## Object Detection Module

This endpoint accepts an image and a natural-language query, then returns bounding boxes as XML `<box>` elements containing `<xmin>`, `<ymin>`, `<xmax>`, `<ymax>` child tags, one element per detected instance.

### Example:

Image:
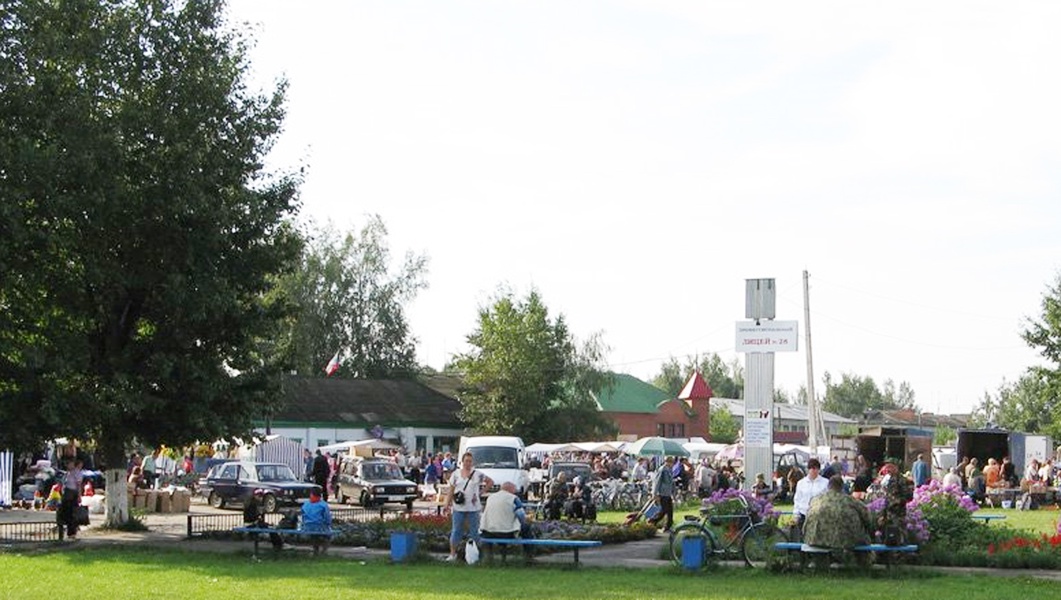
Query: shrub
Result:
<box><xmin>907</xmin><ymin>480</ymin><xmax>977</xmax><ymax>548</ymax></box>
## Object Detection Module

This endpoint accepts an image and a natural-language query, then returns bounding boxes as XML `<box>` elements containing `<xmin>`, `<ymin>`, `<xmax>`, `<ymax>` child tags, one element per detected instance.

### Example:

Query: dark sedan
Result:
<box><xmin>201</xmin><ymin>461</ymin><xmax>320</xmax><ymax>513</ymax></box>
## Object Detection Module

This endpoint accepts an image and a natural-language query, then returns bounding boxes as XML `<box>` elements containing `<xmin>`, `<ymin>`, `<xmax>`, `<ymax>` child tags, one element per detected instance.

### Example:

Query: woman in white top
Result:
<box><xmin>445</xmin><ymin>452</ymin><xmax>493</xmax><ymax>561</ymax></box>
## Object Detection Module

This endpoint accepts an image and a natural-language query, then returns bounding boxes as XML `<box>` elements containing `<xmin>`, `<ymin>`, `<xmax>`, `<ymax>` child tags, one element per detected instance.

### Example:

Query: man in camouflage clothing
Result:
<box><xmin>803</xmin><ymin>476</ymin><xmax>872</xmax><ymax>549</ymax></box>
<box><xmin>878</xmin><ymin>462</ymin><xmax>912</xmax><ymax>546</ymax></box>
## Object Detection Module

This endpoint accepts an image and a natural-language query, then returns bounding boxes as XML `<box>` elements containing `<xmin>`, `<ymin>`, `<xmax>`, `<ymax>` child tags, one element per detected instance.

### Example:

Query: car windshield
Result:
<box><xmin>469</xmin><ymin>446</ymin><xmax>519</xmax><ymax>469</ymax></box>
<box><xmin>550</xmin><ymin>464</ymin><xmax>592</xmax><ymax>481</ymax></box>
<box><xmin>255</xmin><ymin>464</ymin><xmax>297</xmax><ymax>482</ymax></box>
<box><xmin>363</xmin><ymin>463</ymin><xmax>403</xmax><ymax>480</ymax></box>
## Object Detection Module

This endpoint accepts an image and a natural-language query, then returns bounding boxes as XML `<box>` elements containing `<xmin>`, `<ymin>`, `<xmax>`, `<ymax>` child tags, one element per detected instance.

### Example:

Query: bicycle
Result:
<box><xmin>668</xmin><ymin>494</ymin><xmax>787</xmax><ymax>568</ymax></box>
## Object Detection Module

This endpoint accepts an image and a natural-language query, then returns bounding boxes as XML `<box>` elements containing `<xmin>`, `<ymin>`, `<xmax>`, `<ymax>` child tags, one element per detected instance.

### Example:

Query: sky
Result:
<box><xmin>225</xmin><ymin>0</ymin><xmax>1061</xmax><ymax>416</ymax></box>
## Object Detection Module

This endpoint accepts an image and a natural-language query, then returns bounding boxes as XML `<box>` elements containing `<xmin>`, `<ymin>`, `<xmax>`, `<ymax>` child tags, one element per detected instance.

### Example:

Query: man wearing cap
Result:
<box><xmin>792</xmin><ymin>458</ymin><xmax>828</xmax><ymax>532</ymax></box>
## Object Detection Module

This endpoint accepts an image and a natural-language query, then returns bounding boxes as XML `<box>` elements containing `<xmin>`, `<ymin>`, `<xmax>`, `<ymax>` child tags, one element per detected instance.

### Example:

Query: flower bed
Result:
<box><xmin>862</xmin><ymin>480</ymin><xmax>1061</xmax><ymax>569</ymax></box>
<box><xmin>329</xmin><ymin>513</ymin><xmax>657</xmax><ymax>552</ymax></box>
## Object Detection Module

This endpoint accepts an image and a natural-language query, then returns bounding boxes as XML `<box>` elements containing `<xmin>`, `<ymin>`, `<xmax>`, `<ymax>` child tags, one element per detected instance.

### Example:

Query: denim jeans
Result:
<box><xmin>450</xmin><ymin>510</ymin><xmax>481</xmax><ymax>547</ymax></box>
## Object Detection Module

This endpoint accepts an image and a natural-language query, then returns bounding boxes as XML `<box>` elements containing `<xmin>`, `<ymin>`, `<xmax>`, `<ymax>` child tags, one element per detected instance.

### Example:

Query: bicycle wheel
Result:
<box><xmin>668</xmin><ymin>523</ymin><xmax>716</xmax><ymax>566</ymax></box>
<box><xmin>740</xmin><ymin>523</ymin><xmax>787</xmax><ymax>568</ymax></box>
<box><xmin>614</xmin><ymin>490</ymin><xmax>637</xmax><ymax>511</ymax></box>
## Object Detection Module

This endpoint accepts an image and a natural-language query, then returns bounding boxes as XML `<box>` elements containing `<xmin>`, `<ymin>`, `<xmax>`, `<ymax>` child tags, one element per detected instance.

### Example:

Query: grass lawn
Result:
<box><xmin>596</xmin><ymin>503</ymin><xmax>1061</xmax><ymax>536</ymax></box>
<box><xmin>2</xmin><ymin>547</ymin><xmax>1057</xmax><ymax>600</ymax></box>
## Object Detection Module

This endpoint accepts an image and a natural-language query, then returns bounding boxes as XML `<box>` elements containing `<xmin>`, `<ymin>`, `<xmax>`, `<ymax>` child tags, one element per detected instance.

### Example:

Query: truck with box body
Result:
<box><xmin>855</xmin><ymin>426</ymin><xmax>933</xmax><ymax>472</ymax></box>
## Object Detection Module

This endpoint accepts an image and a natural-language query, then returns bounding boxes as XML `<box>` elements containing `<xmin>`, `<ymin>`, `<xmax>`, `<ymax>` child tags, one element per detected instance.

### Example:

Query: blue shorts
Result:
<box><xmin>450</xmin><ymin>510</ymin><xmax>481</xmax><ymax>547</ymax></box>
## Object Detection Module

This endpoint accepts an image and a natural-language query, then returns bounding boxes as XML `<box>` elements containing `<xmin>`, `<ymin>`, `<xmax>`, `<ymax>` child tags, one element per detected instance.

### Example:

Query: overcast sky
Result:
<box><xmin>227</xmin><ymin>1</ymin><xmax>1061</xmax><ymax>415</ymax></box>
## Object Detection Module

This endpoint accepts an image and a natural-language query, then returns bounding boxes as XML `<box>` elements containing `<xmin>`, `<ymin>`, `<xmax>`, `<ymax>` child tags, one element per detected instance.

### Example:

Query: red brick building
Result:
<box><xmin>592</xmin><ymin>372</ymin><xmax>712</xmax><ymax>440</ymax></box>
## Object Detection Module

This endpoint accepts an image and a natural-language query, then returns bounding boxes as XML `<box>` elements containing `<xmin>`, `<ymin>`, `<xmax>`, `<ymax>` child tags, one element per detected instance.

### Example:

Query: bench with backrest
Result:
<box><xmin>232</xmin><ymin>526</ymin><xmax>334</xmax><ymax>556</ymax></box>
<box><xmin>774</xmin><ymin>542</ymin><xmax>918</xmax><ymax>567</ymax></box>
<box><xmin>477</xmin><ymin>538</ymin><xmax>602</xmax><ymax>565</ymax></box>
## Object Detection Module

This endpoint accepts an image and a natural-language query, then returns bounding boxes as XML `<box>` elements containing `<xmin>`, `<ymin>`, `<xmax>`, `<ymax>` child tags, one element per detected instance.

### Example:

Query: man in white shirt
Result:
<box><xmin>480</xmin><ymin>482</ymin><xmax>529</xmax><ymax>540</ymax></box>
<box><xmin>793</xmin><ymin>458</ymin><xmax>829</xmax><ymax>531</ymax></box>
<box><xmin>942</xmin><ymin>466</ymin><xmax>962</xmax><ymax>489</ymax></box>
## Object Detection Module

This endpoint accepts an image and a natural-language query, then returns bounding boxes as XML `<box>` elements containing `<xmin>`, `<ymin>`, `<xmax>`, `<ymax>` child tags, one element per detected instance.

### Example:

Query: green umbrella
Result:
<box><xmin>624</xmin><ymin>437</ymin><xmax>690</xmax><ymax>458</ymax></box>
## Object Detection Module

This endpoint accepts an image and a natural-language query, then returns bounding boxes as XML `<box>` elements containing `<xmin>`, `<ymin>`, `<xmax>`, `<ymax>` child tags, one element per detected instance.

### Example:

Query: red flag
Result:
<box><xmin>324</xmin><ymin>351</ymin><xmax>341</xmax><ymax>376</ymax></box>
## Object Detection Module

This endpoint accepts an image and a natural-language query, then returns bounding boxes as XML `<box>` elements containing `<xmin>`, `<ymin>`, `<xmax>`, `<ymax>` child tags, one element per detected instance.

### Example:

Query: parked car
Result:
<box><xmin>200</xmin><ymin>461</ymin><xmax>319</xmax><ymax>513</ymax></box>
<box><xmin>547</xmin><ymin>461</ymin><xmax>595</xmax><ymax>486</ymax></box>
<box><xmin>336</xmin><ymin>457</ymin><xmax>418</xmax><ymax>510</ymax></box>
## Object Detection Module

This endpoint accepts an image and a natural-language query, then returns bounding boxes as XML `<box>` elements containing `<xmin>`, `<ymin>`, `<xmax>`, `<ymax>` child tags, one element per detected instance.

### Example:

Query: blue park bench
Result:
<box><xmin>774</xmin><ymin>542</ymin><xmax>918</xmax><ymax>568</ymax></box>
<box><xmin>232</xmin><ymin>526</ymin><xmax>334</xmax><ymax>557</ymax></box>
<box><xmin>477</xmin><ymin>538</ymin><xmax>603</xmax><ymax>566</ymax></box>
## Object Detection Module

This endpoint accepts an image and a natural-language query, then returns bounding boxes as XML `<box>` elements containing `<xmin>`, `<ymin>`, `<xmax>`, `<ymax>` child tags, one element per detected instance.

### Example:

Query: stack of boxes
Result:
<box><xmin>126</xmin><ymin>488</ymin><xmax>192</xmax><ymax>512</ymax></box>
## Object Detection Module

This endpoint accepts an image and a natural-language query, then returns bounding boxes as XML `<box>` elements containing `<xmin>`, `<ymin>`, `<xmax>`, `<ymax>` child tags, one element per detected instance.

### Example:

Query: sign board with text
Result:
<box><xmin>744</xmin><ymin>410</ymin><xmax>772</xmax><ymax>447</ymax></box>
<box><xmin>735</xmin><ymin>320</ymin><xmax>798</xmax><ymax>353</ymax></box>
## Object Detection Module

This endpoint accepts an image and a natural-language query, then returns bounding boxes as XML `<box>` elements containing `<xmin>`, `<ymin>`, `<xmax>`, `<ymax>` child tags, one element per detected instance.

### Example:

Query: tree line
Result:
<box><xmin>4</xmin><ymin>1</ymin><xmax>1060</xmax><ymax>502</ymax></box>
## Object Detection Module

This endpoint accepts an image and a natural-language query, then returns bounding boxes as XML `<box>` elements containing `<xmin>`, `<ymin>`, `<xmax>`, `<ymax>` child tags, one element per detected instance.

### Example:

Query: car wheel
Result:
<box><xmin>208</xmin><ymin>492</ymin><xmax>225</xmax><ymax>509</ymax></box>
<box><xmin>336</xmin><ymin>488</ymin><xmax>345</xmax><ymax>505</ymax></box>
<box><xmin>405</xmin><ymin>499</ymin><xmax>414</xmax><ymax>512</ymax></box>
<box><xmin>359</xmin><ymin>491</ymin><xmax>370</xmax><ymax>507</ymax></box>
<box><xmin>262</xmin><ymin>494</ymin><xmax>278</xmax><ymax>513</ymax></box>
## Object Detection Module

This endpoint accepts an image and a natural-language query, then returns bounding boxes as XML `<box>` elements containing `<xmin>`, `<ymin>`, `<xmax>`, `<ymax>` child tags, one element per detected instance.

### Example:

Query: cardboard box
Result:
<box><xmin>143</xmin><ymin>490</ymin><xmax>157</xmax><ymax>512</ymax></box>
<box><xmin>157</xmin><ymin>492</ymin><xmax>172</xmax><ymax>513</ymax></box>
<box><xmin>174</xmin><ymin>490</ymin><xmax>191</xmax><ymax>512</ymax></box>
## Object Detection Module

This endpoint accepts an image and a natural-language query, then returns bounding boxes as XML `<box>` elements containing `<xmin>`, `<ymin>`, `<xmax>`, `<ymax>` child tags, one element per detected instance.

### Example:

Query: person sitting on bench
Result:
<box><xmin>243</xmin><ymin>488</ymin><xmax>283</xmax><ymax>550</ymax></box>
<box><xmin>480</xmin><ymin>481</ymin><xmax>534</xmax><ymax>555</ymax></box>
<box><xmin>300</xmin><ymin>488</ymin><xmax>332</xmax><ymax>554</ymax></box>
<box><xmin>803</xmin><ymin>475</ymin><xmax>873</xmax><ymax>551</ymax></box>
<box><xmin>565</xmin><ymin>477</ymin><xmax>594</xmax><ymax>521</ymax></box>
<box><xmin>545</xmin><ymin>472</ymin><xmax>568</xmax><ymax>520</ymax></box>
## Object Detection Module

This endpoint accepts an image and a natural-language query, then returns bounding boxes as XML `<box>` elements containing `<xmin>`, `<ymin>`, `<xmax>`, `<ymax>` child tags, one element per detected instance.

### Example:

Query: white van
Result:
<box><xmin>457</xmin><ymin>436</ymin><xmax>530</xmax><ymax>498</ymax></box>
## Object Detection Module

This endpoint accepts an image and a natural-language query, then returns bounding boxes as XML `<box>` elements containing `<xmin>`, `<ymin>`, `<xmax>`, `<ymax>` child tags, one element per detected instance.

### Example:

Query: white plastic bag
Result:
<box><xmin>465</xmin><ymin>539</ymin><xmax>480</xmax><ymax>565</ymax></box>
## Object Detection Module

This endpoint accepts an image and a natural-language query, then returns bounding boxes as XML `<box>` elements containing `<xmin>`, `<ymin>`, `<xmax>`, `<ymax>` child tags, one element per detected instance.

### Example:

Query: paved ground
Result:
<box><xmin>4</xmin><ymin>501</ymin><xmax>1061</xmax><ymax>579</ymax></box>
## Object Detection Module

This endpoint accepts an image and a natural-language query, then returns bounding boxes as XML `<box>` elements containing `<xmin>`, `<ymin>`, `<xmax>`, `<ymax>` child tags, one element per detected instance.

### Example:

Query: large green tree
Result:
<box><xmin>452</xmin><ymin>290</ymin><xmax>615</xmax><ymax>442</ymax></box>
<box><xmin>652</xmin><ymin>353</ymin><xmax>744</xmax><ymax>399</ymax></box>
<box><xmin>273</xmin><ymin>217</ymin><xmax>427</xmax><ymax>379</ymax></box>
<box><xmin>0</xmin><ymin>0</ymin><xmax>300</xmax><ymax>520</ymax></box>
<box><xmin>820</xmin><ymin>372</ymin><xmax>918</xmax><ymax>419</ymax></box>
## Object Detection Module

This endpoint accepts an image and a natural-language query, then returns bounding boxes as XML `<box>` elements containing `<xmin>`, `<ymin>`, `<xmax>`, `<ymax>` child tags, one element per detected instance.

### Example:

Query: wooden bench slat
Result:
<box><xmin>479</xmin><ymin>539</ymin><xmax>602</xmax><ymax>547</ymax></box>
<box><xmin>233</xmin><ymin>527</ymin><xmax>333</xmax><ymax>537</ymax></box>
<box><xmin>773</xmin><ymin>542</ymin><xmax>918</xmax><ymax>553</ymax></box>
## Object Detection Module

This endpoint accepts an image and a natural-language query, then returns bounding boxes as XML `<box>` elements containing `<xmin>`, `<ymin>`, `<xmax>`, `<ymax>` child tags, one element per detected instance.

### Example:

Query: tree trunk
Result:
<box><xmin>104</xmin><ymin>468</ymin><xmax>130</xmax><ymax>526</ymax></box>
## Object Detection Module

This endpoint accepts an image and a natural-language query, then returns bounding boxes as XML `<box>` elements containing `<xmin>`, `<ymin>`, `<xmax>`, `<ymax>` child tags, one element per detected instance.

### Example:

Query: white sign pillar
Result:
<box><xmin>739</xmin><ymin>279</ymin><xmax>797</xmax><ymax>492</ymax></box>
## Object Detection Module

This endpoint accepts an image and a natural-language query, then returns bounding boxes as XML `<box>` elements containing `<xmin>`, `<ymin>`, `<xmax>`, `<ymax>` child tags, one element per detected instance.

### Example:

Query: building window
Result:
<box><xmin>660</xmin><ymin>423</ymin><xmax>685</xmax><ymax>438</ymax></box>
<box><xmin>317</xmin><ymin>439</ymin><xmax>330</xmax><ymax>448</ymax></box>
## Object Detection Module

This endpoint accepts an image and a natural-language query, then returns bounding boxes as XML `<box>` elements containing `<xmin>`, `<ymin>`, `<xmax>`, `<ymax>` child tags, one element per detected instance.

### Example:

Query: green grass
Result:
<box><xmin>597</xmin><ymin>504</ymin><xmax>1061</xmax><ymax>536</ymax></box>
<box><xmin>973</xmin><ymin>508</ymin><xmax>1060</xmax><ymax>535</ymax></box>
<box><xmin>1</xmin><ymin>547</ymin><xmax>1057</xmax><ymax>600</ymax></box>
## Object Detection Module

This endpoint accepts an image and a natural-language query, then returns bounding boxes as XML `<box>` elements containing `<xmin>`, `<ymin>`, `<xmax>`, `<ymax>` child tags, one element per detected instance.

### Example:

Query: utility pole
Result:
<box><xmin>803</xmin><ymin>270</ymin><xmax>826</xmax><ymax>453</ymax></box>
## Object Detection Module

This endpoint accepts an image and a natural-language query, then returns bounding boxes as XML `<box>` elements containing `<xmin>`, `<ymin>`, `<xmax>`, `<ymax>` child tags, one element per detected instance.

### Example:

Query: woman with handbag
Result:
<box><xmin>58</xmin><ymin>458</ymin><xmax>85</xmax><ymax>539</ymax></box>
<box><xmin>444</xmin><ymin>452</ymin><xmax>493</xmax><ymax>562</ymax></box>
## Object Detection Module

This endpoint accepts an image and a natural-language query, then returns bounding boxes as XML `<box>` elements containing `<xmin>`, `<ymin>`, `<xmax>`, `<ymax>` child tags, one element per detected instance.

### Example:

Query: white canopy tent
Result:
<box><xmin>317</xmin><ymin>438</ymin><xmax>400</xmax><ymax>455</ymax></box>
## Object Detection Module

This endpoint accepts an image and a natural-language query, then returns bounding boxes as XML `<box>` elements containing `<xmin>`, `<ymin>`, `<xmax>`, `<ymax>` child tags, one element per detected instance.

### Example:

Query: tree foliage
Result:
<box><xmin>709</xmin><ymin>404</ymin><xmax>740</xmax><ymax>444</ymax></box>
<box><xmin>273</xmin><ymin>217</ymin><xmax>427</xmax><ymax>379</ymax></box>
<box><xmin>972</xmin><ymin>275</ymin><xmax>1061</xmax><ymax>438</ymax></box>
<box><xmin>452</xmin><ymin>290</ymin><xmax>615</xmax><ymax>442</ymax></box>
<box><xmin>820</xmin><ymin>372</ymin><xmax>918</xmax><ymax>419</ymax></box>
<box><xmin>934</xmin><ymin>426</ymin><xmax>957</xmax><ymax>446</ymax></box>
<box><xmin>652</xmin><ymin>353</ymin><xmax>743</xmax><ymax>399</ymax></box>
<box><xmin>0</xmin><ymin>0</ymin><xmax>300</xmax><ymax>463</ymax></box>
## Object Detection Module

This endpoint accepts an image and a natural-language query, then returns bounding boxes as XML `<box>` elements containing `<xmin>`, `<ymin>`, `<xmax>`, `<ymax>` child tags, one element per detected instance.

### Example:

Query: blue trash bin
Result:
<box><xmin>390</xmin><ymin>531</ymin><xmax>417</xmax><ymax>562</ymax></box>
<box><xmin>681</xmin><ymin>535</ymin><xmax>706</xmax><ymax>570</ymax></box>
